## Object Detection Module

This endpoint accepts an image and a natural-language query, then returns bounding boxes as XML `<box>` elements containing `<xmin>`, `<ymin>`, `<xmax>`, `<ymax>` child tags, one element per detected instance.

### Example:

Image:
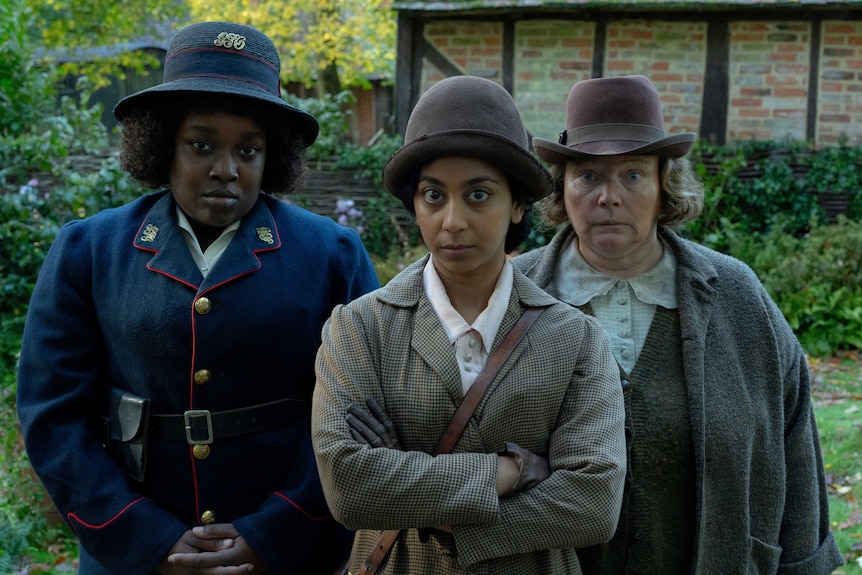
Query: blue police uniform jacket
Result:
<box><xmin>17</xmin><ymin>190</ymin><xmax>380</xmax><ymax>574</ymax></box>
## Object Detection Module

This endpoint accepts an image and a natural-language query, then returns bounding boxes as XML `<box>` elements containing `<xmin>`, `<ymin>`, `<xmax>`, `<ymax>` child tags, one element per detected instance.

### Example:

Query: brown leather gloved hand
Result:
<box><xmin>500</xmin><ymin>441</ymin><xmax>550</xmax><ymax>497</ymax></box>
<box><xmin>346</xmin><ymin>395</ymin><xmax>401</xmax><ymax>449</ymax></box>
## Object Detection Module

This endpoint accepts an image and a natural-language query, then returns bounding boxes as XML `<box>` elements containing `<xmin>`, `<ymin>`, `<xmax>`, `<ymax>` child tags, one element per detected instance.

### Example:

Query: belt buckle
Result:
<box><xmin>183</xmin><ymin>410</ymin><xmax>213</xmax><ymax>445</ymax></box>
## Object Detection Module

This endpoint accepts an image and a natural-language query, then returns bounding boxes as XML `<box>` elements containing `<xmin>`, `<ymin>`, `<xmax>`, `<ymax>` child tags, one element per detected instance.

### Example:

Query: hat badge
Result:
<box><xmin>214</xmin><ymin>31</ymin><xmax>246</xmax><ymax>51</ymax></box>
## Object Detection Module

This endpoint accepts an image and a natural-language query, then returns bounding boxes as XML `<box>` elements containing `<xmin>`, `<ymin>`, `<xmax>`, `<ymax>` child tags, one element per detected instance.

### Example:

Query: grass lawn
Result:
<box><xmin>2</xmin><ymin>352</ymin><xmax>861</xmax><ymax>573</ymax></box>
<box><xmin>812</xmin><ymin>351</ymin><xmax>862</xmax><ymax>572</ymax></box>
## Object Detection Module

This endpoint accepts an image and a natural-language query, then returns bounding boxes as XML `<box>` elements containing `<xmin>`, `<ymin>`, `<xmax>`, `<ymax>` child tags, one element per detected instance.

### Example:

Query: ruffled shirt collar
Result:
<box><xmin>554</xmin><ymin>234</ymin><xmax>678</xmax><ymax>309</ymax></box>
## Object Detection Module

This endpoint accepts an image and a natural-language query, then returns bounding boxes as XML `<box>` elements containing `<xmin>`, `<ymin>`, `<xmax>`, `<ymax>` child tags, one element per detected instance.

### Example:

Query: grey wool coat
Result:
<box><xmin>512</xmin><ymin>225</ymin><xmax>844</xmax><ymax>575</ymax></box>
<box><xmin>312</xmin><ymin>256</ymin><xmax>627</xmax><ymax>574</ymax></box>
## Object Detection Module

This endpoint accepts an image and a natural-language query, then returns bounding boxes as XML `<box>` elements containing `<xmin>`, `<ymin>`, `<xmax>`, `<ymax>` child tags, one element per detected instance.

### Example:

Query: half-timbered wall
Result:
<box><xmin>394</xmin><ymin>8</ymin><xmax>862</xmax><ymax>146</ymax></box>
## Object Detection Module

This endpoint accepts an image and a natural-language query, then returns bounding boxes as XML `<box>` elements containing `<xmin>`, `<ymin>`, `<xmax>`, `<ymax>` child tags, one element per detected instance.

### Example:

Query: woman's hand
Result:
<box><xmin>346</xmin><ymin>396</ymin><xmax>401</xmax><ymax>449</ymax></box>
<box><xmin>157</xmin><ymin>523</ymin><xmax>267</xmax><ymax>574</ymax></box>
<box><xmin>497</xmin><ymin>442</ymin><xmax>551</xmax><ymax>497</ymax></box>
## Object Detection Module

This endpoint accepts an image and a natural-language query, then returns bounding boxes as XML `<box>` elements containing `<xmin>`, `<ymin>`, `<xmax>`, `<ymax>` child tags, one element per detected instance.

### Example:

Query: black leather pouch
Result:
<box><xmin>105</xmin><ymin>388</ymin><xmax>150</xmax><ymax>482</ymax></box>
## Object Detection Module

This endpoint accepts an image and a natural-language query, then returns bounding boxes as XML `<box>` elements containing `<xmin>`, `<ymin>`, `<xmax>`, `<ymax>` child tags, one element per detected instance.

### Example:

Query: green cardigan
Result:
<box><xmin>513</xmin><ymin>225</ymin><xmax>844</xmax><ymax>575</ymax></box>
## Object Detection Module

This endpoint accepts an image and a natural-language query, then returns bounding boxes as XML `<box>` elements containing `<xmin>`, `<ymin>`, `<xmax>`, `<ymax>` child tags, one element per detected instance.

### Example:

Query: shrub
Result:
<box><xmin>728</xmin><ymin>216</ymin><xmax>862</xmax><ymax>357</ymax></box>
<box><xmin>683</xmin><ymin>140</ymin><xmax>862</xmax><ymax>245</ymax></box>
<box><xmin>0</xmin><ymin>159</ymin><xmax>145</xmax><ymax>376</ymax></box>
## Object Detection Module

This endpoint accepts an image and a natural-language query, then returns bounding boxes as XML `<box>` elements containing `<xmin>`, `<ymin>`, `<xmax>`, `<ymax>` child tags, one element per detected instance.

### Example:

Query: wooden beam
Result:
<box><xmin>702</xmin><ymin>20</ymin><xmax>729</xmax><ymax>145</ymax></box>
<box><xmin>807</xmin><ymin>19</ymin><xmax>821</xmax><ymax>142</ymax></box>
<box><xmin>395</xmin><ymin>12</ymin><xmax>420</xmax><ymax>135</ymax></box>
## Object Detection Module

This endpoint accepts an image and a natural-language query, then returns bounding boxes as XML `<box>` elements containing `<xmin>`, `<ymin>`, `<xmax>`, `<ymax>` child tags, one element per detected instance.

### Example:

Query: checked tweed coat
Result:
<box><xmin>512</xmin><ymin>225</ymin><xmax>844</xmax><ymax>574</ymax></box>
<box><xmin>312</xmin><ymin>256</ymin><xmax>626</xmax><ymax>574</ymax></box>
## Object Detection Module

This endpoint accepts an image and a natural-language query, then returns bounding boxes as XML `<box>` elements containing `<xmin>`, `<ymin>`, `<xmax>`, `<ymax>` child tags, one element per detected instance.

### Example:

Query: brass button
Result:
<box><xmin>201</xmin><ymin>510</ymin><xmax>216</xmax><ymax>525</ymax></box>
<box><xmin>193</xmin><ymin>444</ymin><xmax>211</xmax><ymax>459</ymax></box>
<box><xmin>194</xmin><ymin>369</ymin><xmax>212</xmax><ymax>385</ymax></box>
<box><xmin>194</xmin><ymin>297</ymin><xmax>212</xmax><ymax>315</ymax></box>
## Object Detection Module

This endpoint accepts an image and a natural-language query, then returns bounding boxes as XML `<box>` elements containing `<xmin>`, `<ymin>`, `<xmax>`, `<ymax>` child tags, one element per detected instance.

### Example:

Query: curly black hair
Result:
<box><xmin>117</xmin><ymin>93</ymin><xmax>309</xmax><ymax>196</ymax></box>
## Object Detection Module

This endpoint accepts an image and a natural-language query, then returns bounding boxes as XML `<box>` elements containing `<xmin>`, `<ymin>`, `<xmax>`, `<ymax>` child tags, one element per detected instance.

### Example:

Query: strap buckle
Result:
<box><xmin>183</xmin><ymin>410</ymin><xmax>213</xmax><ymax>445</ymax></box>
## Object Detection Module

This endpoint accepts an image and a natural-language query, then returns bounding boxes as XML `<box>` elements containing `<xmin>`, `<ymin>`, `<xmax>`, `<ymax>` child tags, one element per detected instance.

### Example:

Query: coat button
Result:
<box><xmin>193</xmin><ymin>444</ymin><xmax>211</xmax><ymax>459</ymax></box>
<box><xmin>194</xmin><ymin>369</ymin><xmax>212</xmax><ymax>385</ymax></box>
<box><xmin>201</xmin><ymin>510</ymin><xmax>216</xmax><ymax>525</ymax></box>
<box><xmin>621</xmin><ymin>379</ymin><xmax>631</xmax><ymax>391</ymax></box>
<box><xmin>194</xmin><ymin>297</ymin><xmax>212</xmax><ymax>315</ymax></box>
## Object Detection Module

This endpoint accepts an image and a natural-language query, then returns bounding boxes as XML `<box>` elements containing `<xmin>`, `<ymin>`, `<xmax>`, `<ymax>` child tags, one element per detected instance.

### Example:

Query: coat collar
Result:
<box><xmin>516</xmin><ymin>224</ymin><xmax>719</xmax><ymax>303</ymax></box>
<box><xmin>380</xmin><ymin>254</ymin><xmax>555</xmax><ymax>404</ymax></box>
<box><xmin>376</xmin><ymin>254</ymin><xmax>557</xmax><ymax>322</ymax></box>
<box><xmin>133</xmin><ymin>191</ymin><xmax>282</xmax><ymax>290</ymax></box>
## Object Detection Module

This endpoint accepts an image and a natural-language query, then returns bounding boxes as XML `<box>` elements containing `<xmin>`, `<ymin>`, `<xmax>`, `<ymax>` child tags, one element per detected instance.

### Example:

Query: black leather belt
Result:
<box><xmin>149</xmin><ymin>398</ymin><xmax>307</xmax><ymax>444</ymax></box>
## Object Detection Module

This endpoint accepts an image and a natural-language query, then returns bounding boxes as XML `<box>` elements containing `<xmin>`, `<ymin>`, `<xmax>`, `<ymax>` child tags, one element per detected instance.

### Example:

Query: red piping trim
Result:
<box><xmin>274</xmin><ymin>492</ymin><xmax>333</xmax><ymax>521</ymax></box>
<box><xmin>68</xmin><ymin>497</ymin><xmax>146</xmax><ymax>529</ymax></box>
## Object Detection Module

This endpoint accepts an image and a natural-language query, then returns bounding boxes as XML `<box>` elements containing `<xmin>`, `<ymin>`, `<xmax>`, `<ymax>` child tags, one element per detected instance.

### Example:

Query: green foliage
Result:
<box><xmin>0</xmin><ymin>373</ymin><xmax>76</xmax><ymax>571</ymax></box>
<box><xmin>685</xmin><ymin>140</ymin><xmax>862</xmax><ymax>241</ymax></box>
<box><xmin>371</xmin><ymin>244</ymin><xmax>429</xmax><ymax>286</ymax></box>
<box><xmin>519</xmin><ymin>210</ymin><xmax>557</xmax><ymax>253</ymax></box>
<box><xmin>0</xmin><ymin>159</ymin><xmax>146</xmax><ymax>377</ymax></box>
<box><xmin>187</xmin><ymin>0</ymin><xmax>396</xmax><ymax>91</ymax></box>
<box><xmin>335</xmin><ymin>132</ymin><xmax>403</xmax><ymax>183</ymax></box>
<box><xmin>728</xmin><ymin>216</ymin><xmax>862</xmax><ymax>357</ymax></box>
<box><xmin>285</xmin><ymin>90</ymin><xmax>410</xmax><ymax>259</ymax></box>
<box><xmin>0</xmin><ymin>0</ymin><xmax>56</xmax><ymax>139</ymax></box>
<box><xmin>284</xmin><ymin>90</ymin><xmax>358</xmax><ymax>160</ymax></box>
<box><xmin>799</xmin><ymin>143</ymin><xmax>862</xmax><ymax>220</ymax></box>
<box><xmin>629</xmin><ymin>139</ymin><xmax>862</xmax><ymax>356</ymax></box>
<box><xmin>29</xmin><ymin>0</ymin><xmax>185</xmax><ymax>90</ymax></box>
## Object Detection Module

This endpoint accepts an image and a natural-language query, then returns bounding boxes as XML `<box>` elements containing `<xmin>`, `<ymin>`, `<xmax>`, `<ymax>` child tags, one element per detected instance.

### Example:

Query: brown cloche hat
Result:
<box><xmin>113</xmin><ymin>21</ymin><xmax>319</xmax><ymax>147</ymax></box>
<box><xmin>533</xmin><ymin>75</ymin><xmax>696</xmax><ymax>164</ymax></box>
<box><xmin>383</xmin><ymin>75</ymin><xmax>553</xmax><ymax>200</ymax></box>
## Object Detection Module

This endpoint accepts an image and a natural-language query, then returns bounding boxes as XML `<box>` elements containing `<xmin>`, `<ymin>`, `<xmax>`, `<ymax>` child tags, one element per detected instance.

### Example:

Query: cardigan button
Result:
<box><xmin>194</xmin><ymin>369</ymin><xmax>212</xmax><ymax>385</ymax></box>
<box><xmin>194</xmin><ymin>297</ymin><xmax>212</xmax><ymax>315</ymax></box>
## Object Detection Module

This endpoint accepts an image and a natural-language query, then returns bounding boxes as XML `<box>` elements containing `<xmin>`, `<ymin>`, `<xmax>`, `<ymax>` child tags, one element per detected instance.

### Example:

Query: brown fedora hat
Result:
<box><xmin>533</xmin><ymin>75</ymin><xmax>696</xmax><ymax>164</ymax></box>
<box><xmin>383</xmin><ymin>76</ymin><xmax>553</xmax><ymax>200</ymax></box>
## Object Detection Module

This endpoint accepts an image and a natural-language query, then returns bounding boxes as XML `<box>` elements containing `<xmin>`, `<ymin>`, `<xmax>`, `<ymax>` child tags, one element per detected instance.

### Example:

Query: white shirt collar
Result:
<box><xmin>176</xmin><ymin>207</ymin><xmax>241</xmax><ymax>277</ymax></box>
<box><xmin>554</xmin><ymin>234</ymin><xmax>678</xmax><ymax>309</ymax></box>
<box><xmin>423</xmin><ymin>255</ymin><xmax>513</xmax><ymax>354</ymax></box>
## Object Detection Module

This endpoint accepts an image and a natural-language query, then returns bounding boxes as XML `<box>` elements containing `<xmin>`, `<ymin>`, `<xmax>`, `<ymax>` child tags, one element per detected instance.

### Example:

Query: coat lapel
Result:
<box><xmin>199</xmin><ymin>198</ymin><xmax>281</xmax><ymax>292</ymax></box>
<box><xmin>134</xmin><ymin>193</ymin><xmax>201</xmax><ymax>288</ymax></box>
<box><xmin>475</xmin><ymin>271</ymin><xmax>555</xmax><ymax>415</ymax></box>
<box><xmin>133</xmin><ymin>193</ymin><xmax>281</xmax><ymax>292</ymax></box>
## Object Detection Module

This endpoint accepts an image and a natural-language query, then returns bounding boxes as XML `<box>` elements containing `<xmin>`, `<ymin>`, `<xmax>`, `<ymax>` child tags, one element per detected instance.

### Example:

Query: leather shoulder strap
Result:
<box><xmin>358</xmin><ymin>306</ymin><xmax>546</xmax><ymax>575</ymax></box>
<box><xmin>432</xmin><ymin>305</ymin><xmax>544</xmax><ymax>455</ymax></box>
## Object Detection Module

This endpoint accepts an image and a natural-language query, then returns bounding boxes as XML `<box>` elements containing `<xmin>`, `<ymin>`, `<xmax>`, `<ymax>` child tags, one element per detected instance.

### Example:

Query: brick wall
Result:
<box><xmin>819</xmin><ymin>21</ymin><xmax>862</xmax><ymax>143</ymax></box>
<box><xmin>423</xmin><ymin>21</ymin><xmax>504</xmax><ymax>93</ymax></box>
<box><xmin>414</xmin><ymin>16</ymin><xmax>862</xmax><ymax>146</ymax></box>
<box><xmin>515</xmin><ymin>20</ymin><xmax>594</xmax><ymax>140</ymax></box>
<box><xmin>605</xmin><ymin>21</ymin><xmax>707</xmax><ymax>136</ymax></box>
<box><xmin>727</xmin><ymin>21</ymin><xmax>810</xmax><ymax>140</ymax></box>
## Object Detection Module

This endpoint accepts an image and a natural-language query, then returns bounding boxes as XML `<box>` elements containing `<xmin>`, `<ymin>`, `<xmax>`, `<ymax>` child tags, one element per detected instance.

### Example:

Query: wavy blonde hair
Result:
<box><xmin>537</xmin><ymin>156</ymin><xmax>704</xmax><ymax>229</ymax></box>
